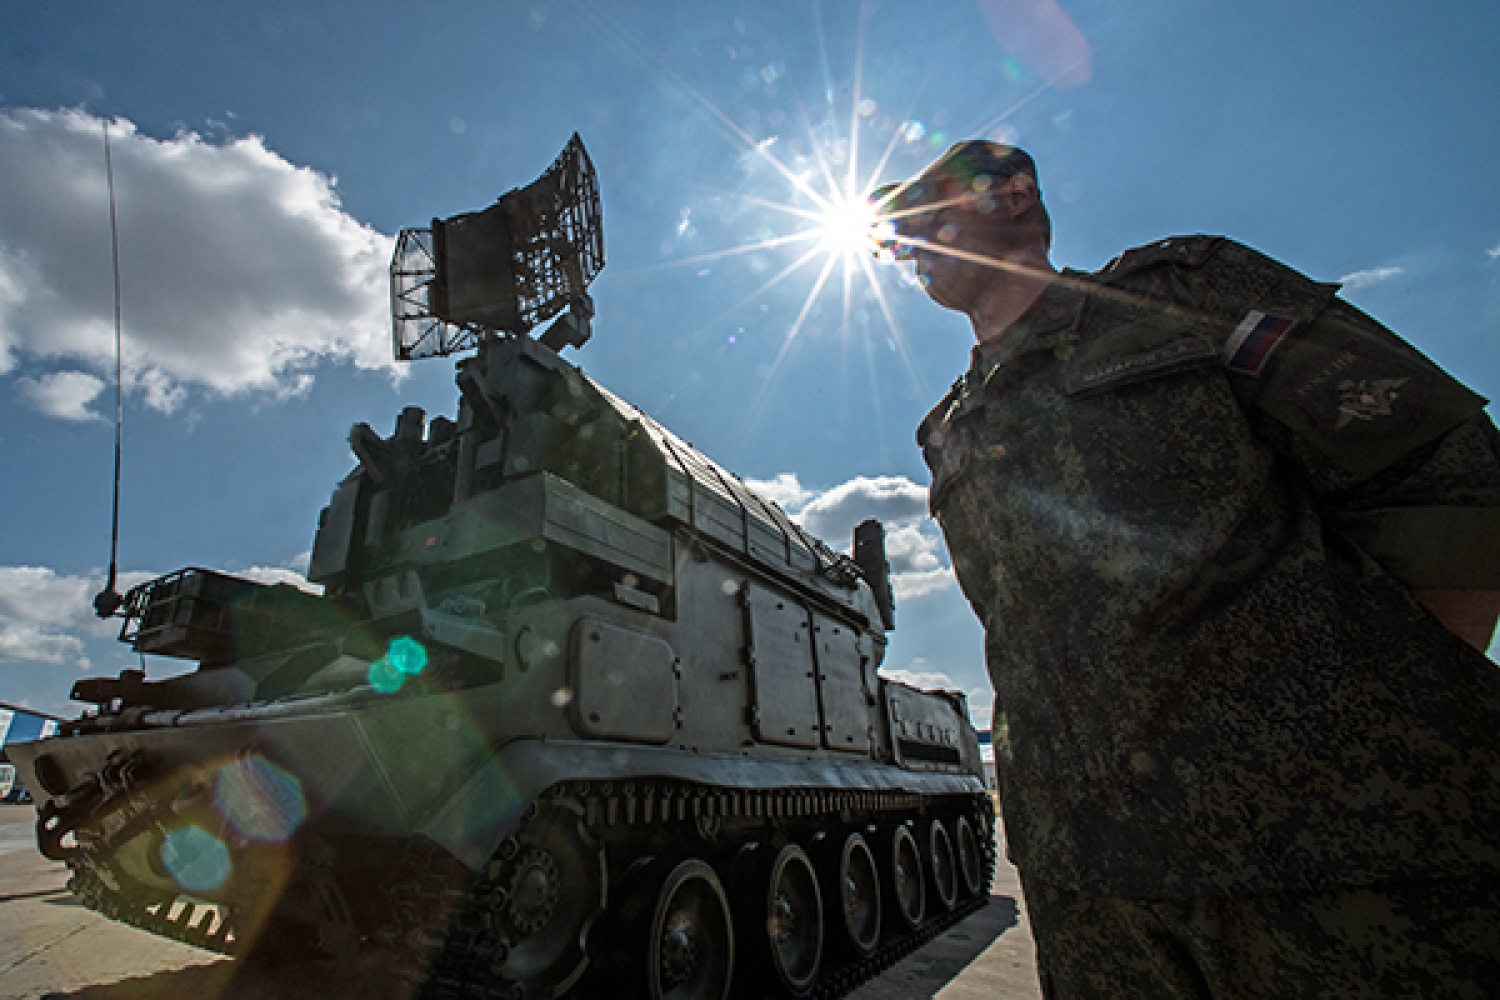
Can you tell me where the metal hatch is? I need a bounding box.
[810,612,873,753]
[741,582,820,749]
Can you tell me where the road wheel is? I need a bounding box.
[647,859,734,1000]
[835,833,881,956]
[766,844,822,995]
[955,815,984,898]
[928,819,958,912]
[888,825,925,931]
[487,801,605,991]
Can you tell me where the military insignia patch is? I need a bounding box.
[1224,310,1297,374]
[1279,349,1430,438]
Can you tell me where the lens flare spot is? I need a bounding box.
[388,635,430,675]
[368,656,405,694]
[215,755,307,843]
[160,825,231,894]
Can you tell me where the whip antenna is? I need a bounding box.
[93,118,125,619]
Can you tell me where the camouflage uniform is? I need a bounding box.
[1022,871,1500,998]
[918,236,1500,990]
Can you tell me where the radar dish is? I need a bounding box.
[391,133,604,361]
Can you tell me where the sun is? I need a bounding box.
[811,189,882,262]
[568,0,937,439]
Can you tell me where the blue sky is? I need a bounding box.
[2,1,1499,717]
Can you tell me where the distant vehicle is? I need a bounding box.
[0,763,28,804]
[2,704,57,803]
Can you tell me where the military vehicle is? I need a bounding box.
[6,135,993,999]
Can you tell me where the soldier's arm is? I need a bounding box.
[1106,237,1500,649]
[1331,416,1500,651]
[1229,295,1500,650]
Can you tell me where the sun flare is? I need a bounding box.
[577,0,944,442]
[812,190,882,261]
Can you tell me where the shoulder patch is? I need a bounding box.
[1223,311,1297,374]
[1066,336,1217,396]
[1278,350,1431,438]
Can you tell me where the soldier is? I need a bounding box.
[872,141,1500,997]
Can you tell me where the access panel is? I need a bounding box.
[811,612,873,753]
[741,582,820,748]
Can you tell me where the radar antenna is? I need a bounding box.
[391,133,604,360]
[94,118,127,619]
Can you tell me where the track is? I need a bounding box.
[408,780,997,999]
[56,781,996,1000]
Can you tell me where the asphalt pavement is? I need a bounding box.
[0,804,1042,1000]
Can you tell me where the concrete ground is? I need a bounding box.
[0,803,1042,999]
[846,817,1042,1000]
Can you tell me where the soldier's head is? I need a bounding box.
[872,141,1051,308]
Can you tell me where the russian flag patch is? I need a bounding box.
[1223,311,1297,374]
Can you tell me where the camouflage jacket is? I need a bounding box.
[919,236,1500,897]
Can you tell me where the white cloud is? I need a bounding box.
[879,666,958,690]
[0,108,396,417]
[794,475,929,545]
[0,567,107,632]
[1489,244,1500,260]
[889,565,957,601]
[0,566,125,670]
[233,564,322,594]
[877,662,992,727]
[0,624,88,667]
[743,472,813,510]
[883,521,956,601]
[0,562,319,677]
[16,369,105,421]
[750,470,960,602]
[757,472,956,601]
[1338,265,1405,290]
[966,697,993,730]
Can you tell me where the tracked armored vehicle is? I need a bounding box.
[7,136,993,1000]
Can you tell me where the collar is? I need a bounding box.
[970,268,1092,378]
